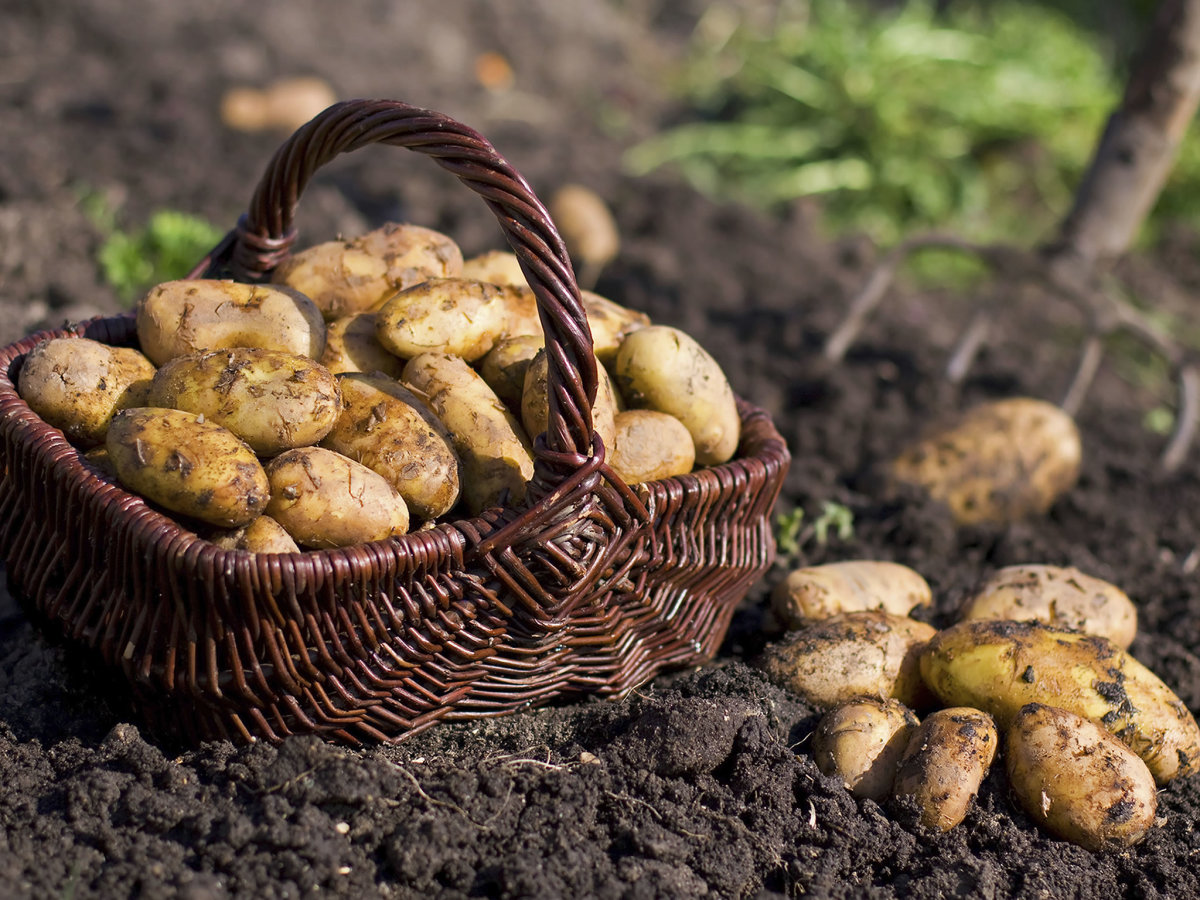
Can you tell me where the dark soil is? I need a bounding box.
[3,1,1200,898]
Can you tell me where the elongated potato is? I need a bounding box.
[18,337,156,448]
[106,408,269,528]
[401,353,534,514]
[148,349,342,456]
[958,564,1137,649]
[320,313,406,378]
[375,278,523,362]
[136,279,326,366]
[771,560,933,630]
[892,707,997,832]
[461,249,528,288]
[208,515,300,554]
[583,291,649,365]
[520,348,618,453]
[609,409,695,485]
[812,698,919,801]
[1006,703,1157,851]
[477,335,545,407]
[920,619,1200,784]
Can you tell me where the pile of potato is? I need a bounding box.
[759,560,1200,851]
[16,222,742,552]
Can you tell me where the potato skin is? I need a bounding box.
[812,698,919,801]
[892,707,998,832]
[920,619,1200,784]
[148,349,342,456]
[608,409,696,485]
[520,348,618,454]
[771,560,933,629]
[106,408,269,528]
[320,313,406,378]
[477,335,545,407]
[18,337,156,448]
[375,278,524,362]
[208,515,300,554]
[1005,703,1157,851]
[582,291,649,365]
[461,249,528,288]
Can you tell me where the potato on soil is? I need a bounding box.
[888,397,1081,526]
[608,409,695,485]
[148,348,342,456]
[757,611,937,709]
[477,335,545,407]
[583,291,649,365]
[771,560,933,630]
[891,707,998,832]
[18,337,156,448]
[136,279,326,366]
[812,698,919,801]
[321,372,462,520]
[106,407,269,528]
[1005,703,1157,851]
[208,515,300,554]
[919,619,1200,784]
[959,564,1137,649]
[549,185,620,287]
[320,313,405,378]
[375,278,528,362]
[271,222,463,318]
[520,348,618,453]
[401,352,534,514]
[265,446,409,549]
[461,249,528,288]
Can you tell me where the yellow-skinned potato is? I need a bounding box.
[919,619,1200,784]
[889,397,1081,525]
[614,325,740,467]
[208,515,300,554]
[891,707,997,832]
[321,373,462,520]
[271,222,463,318]
[770,560,933,630]
[812,698,919,801]
[757,611,937,709]
[401,353,534,514]
[609,410,695,485]
[375,278,523,362]
[136,279,326,366]
[520,348,618,454]
[477,335,545,407]
[1005,703,1157,851]
[959,564,1137,649]
[320,313,406,378]
[549,185,620,288]
[148,349,342,456]
[106,408,269,528]
[461,249,528,287]
[18,337,156,448]
[265,447,409,549]
[583,291,649,365]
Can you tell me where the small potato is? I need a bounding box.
[757,611,937,709]
[375,278,523,362]
[148,349,342,456]
[208,515,300,554]
[106,408,269,528]
[889,397,1081,525]
[920,619,1200,784]
[582,291,649,365]
[272,222,464,318]
[320,313,405,378]
[892,707,998,832]
[771,560,933,630]
[265,446,409,549]
[549,184,620,287]
[18,337,156,448]
[477,335,545,407]
[959,564,1137,649]
[1006,703,1157,851]
[608,410,695,484]
[520,348,618,454]
[812,698,919,801]
[136,279,326,366]
[461,249,528,288]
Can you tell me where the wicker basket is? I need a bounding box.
[0,99,790,745]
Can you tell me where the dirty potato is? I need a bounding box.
[477,335,546,407]
[812,698,919,801]
[770,560,933,630]
[461,249,528,287]
[320,313,405,378]
[549,184,620,288]
[208,515,300,554]
[375,278,525,362]
[583,291,649,365]
[608,409,695,484]
[520,348,618,453]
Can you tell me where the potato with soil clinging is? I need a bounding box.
[375,278,527,362]
[401,352,534,514]
[889,397,1081,525]
[771,560,933,630]
[461,249,527,288]
[919,619,1200,784]
[583,291,649,365]
[147,348,342,457]
[106,408,269,528]
[136,279,326,366]
[520,348,618,453]
[1005,703,1157,851]
[477,335,545,407]
[271,222,463,319]
[208,515,301,554]
[18,337,156,448]
[757,611,937,709]
[320,313,406,378]
[265,446,409,548]
[891,707,997,832]
[812,698,919,801]
[608,409,696,484]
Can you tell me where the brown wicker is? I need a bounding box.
[0,99,790,745]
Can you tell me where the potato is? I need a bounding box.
[375,278,528,362]
[888,397,1081,525]
[136,279,326,366]
[208,515,301,554]
[770,560,933,630]
[320,313,405,378]
[757,611,937,709]
[614,325,740,467]
[608,410,695,484]
[401,353,534,514]
[520,348,618,454]
[106,408,269,528]
[959,564,1137,649]
[1005,703,1157,851]
[271,222,463,318]
[265,446,409,548]
[582,291,649,365]
[18,337,156,448]
[461,250,527,288]
[891,707,997,832]
[812,698,919,801]
[321,373,462,520]
[148,349,342,456]
[919,619,1200,784]
[549,184,620,287]
[477,335,545,407]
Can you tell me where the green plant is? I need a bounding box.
[774,507,806,556]
[773,500,854,560]
[812,501,855,545]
